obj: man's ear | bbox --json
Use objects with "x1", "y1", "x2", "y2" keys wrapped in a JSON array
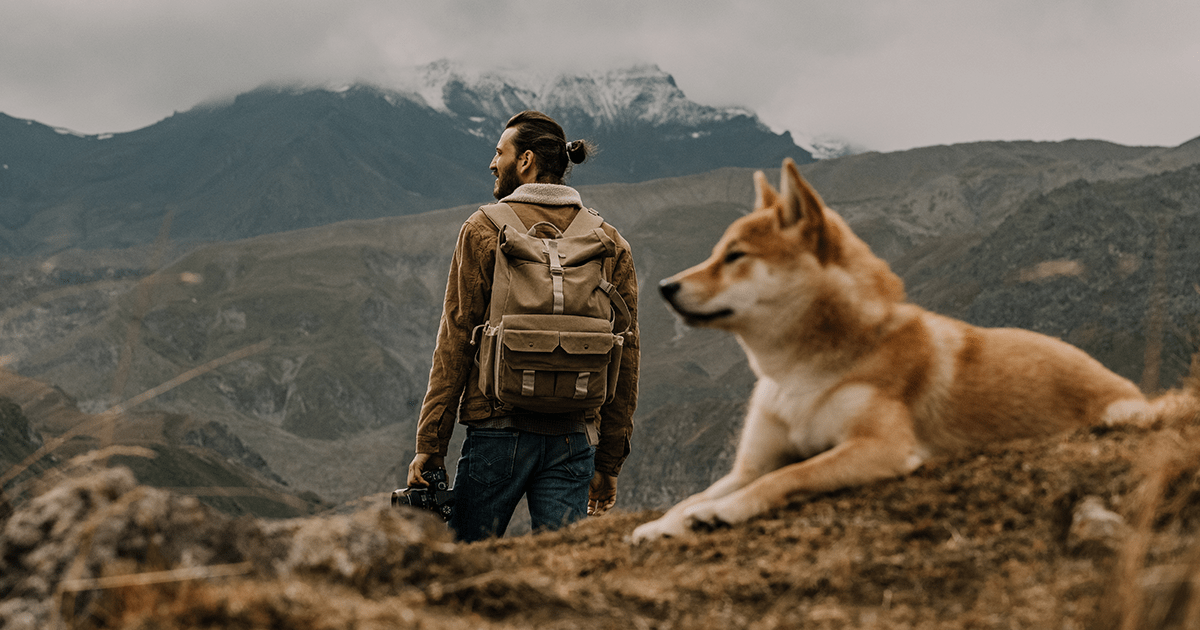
[{"x1": 517, "y1": 150, "x2": 538, "y2": 180}]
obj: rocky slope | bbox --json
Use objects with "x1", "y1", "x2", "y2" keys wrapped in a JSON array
[
  {"x1": 908, "y1": 163, "x2": 1200, "y2": 390},
  {"x1": 0, "y1": 369, "x2": 324, "y2": 519},
  {"x1": 0, "y1": 396, "x2": 47, "y2": 510}
]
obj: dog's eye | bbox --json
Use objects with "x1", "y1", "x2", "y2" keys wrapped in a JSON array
[{"x1": 723, "y1": 250, "x2": 745, "y2": 264}]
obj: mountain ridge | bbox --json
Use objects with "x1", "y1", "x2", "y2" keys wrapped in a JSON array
[{"x1": 0, "y1": 63, "x2": 811, "y2": 256}]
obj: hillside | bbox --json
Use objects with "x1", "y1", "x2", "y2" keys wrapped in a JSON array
[
  {"x1": 0, "y1": 396, "x2": 48, "y2": 508},
  {"x1": 2, "y1": 396, "x2": 1199, "y2": 629},
  {"x1": 907, "y1": 163, "x2": 1200, "y2": 390},
  {"x1": 0, "y1": 369, "x2": 324, "y2": 519},
  {"x1": 3, "y1": 137, "x2": 1200, "y2": 515}
]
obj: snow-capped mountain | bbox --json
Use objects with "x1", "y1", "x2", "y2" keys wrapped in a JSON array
[
  {"x1": 0, "y1": 62, "x2": 812, "y2": 255},
  {"x1": 398, "y1": 60, "x2": 760, "y2": 133}
]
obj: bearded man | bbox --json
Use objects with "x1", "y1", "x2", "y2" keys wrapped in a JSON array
[{"x1": 406, "y1": 110, "x2": 640, "y2": 542}]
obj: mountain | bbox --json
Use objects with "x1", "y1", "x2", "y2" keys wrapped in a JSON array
[
  {"x1": 0, "y1": 395, "x2": 47, "y2": 502},
  {"x1": 3, "y1": 136, "x2": 1199, "y2": 514},
  {"x1": 0, "y1": 63, "x2": 809, "y2": 256},
  {"x1": 410, "y1": 61, "x2": 806, "y2": 183},
  {"x1": 0, "y1": 369, "x2": 324, "y2": 517},
  {"x1": 906, "y1": 163, "x2": 1200, "y2": 391}
]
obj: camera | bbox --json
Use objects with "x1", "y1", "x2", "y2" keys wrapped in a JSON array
[{"x1": 391, "y1": 467, "x2": 454, "y2": 521}]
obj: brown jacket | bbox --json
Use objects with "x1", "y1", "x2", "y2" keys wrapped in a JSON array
[{"x1": 415, "y1": 184, "x2": 639, "y2": 477}]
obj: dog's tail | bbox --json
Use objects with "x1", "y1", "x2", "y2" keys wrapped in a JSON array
[
  {"x1": 1104, "y1": 352, "x2": 1200, "y2": 429},
  {"x1": 1147, "y1": 351, "x2": 1200, "y2": 428},
  {"x1": 1149, "y1": 389, "x2": 1200, "y2": 427}
]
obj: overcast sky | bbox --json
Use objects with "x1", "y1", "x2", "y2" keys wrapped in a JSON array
[{"x1": 1, "y1": 0, "x2": 1196, "y2": 153}]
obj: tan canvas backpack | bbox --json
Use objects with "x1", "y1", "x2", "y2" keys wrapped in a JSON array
[{"x1": 474, "y1": 203, "x2": 631, "y2": 413}]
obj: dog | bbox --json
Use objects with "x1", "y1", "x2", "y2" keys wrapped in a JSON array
[{"x1": 631, "y1": 158, "x2": 1189, "y2": 543}]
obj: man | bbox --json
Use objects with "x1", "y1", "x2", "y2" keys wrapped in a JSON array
[{"x1": 407, "y1": 110, "x2": 639, "y2": 542}]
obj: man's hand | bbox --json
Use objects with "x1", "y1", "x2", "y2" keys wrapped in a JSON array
[
  {"x1": 588, "y1": 472, "x2": 618, "y2": 516},
  {"x1": 407, "y1": 453, "x2": 445, "y2": 488}
]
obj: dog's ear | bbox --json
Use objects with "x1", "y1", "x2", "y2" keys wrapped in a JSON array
[
  {"x1": 780, "y1": 159, "x2": 841, "y2": 263},
  {"x1": 778, "y1": 158, "x2": 825, "y2": 229},
  {"x1": 753, "y1": 171, "x2": 779, "y2": 211}
]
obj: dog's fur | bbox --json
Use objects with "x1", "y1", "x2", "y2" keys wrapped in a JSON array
[{"x1": 631, "y1": 159, "x2": 1192, "y2": 542}]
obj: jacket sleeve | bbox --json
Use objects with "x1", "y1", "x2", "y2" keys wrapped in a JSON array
[
  {"x1": 415, "y1": 219, "x2": 491, "y2": 456},
  {"x1": 595, "y1": 237, "x2": 639, "y2": 477}
]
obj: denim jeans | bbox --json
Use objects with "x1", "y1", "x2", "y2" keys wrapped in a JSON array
[{"x1": 449, "y1": 428, "x2": 595, "y2": 542}]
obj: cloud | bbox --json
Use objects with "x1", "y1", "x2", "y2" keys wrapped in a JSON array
[{"x1": 1, "y1": 0, "x2": 1197, "y2": 151}]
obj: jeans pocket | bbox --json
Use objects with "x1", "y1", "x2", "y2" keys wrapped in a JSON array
[
  {"x1": 562, "y1": 432, "x2": 596, "y2": 481},
  {"x1": 467, "y1": 430, "x2": 518, "y2": 487}
]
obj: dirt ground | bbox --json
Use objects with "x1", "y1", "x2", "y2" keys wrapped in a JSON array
[{"x1": 4, "y1": 405, "x2": 1200, "y2": 629}]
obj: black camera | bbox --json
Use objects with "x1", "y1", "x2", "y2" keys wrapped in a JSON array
[{"x1": 391, "y1": 467, "x2": 454, "y2": 521}]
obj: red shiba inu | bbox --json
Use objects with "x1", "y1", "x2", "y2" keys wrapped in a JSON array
[{"x1": 632, "y1": 159, "x2": 1194, "y2": 542}]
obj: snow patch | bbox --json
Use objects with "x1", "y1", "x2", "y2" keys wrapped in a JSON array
[
  {"x1": 795, "y1": 134, "x2": 866, "y2": 160},
  {"x1": 373, "y1": 59, "x2": 764, "y2": 129}
]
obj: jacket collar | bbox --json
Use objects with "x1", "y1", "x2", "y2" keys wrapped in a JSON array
[{"x1": 500, "y1": 183, "x2": 582, "y2": 208}]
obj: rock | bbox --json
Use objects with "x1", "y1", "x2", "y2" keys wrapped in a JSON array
[
  {"x1": 0, "y1": 465, "x2": 484, "y2": 628},
  {"x1": 1067, "y1": 495, "x2": 1126, "y2": 554}
]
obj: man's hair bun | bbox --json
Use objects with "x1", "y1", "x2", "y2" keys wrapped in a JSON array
[{"x1": 565, "y1": 139, "x2": 591, "y2": 165}]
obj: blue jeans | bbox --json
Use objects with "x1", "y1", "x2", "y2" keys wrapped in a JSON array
[{"x1": 449, "y1": 428, "x2": 595, "y2": 542}]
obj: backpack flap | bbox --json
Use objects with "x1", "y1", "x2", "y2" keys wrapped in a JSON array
[
  {"x1": 561, "y1": 330, "x2": 624, "y2": 405},
  {"x1": 497, "y1": 225, "x2": 614, "y2": 266},
  {"x1": 558, "y1": 331, "x2": 614, "y2": 355},
  {"x1": 503, "y1": 329, "x2": 563, "y2": 354},
  {"x1": 496, "y1": 230, "x2": 616, "y2": 318}
]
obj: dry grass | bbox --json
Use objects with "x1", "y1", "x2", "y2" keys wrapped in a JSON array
[{"x1": 1099, "y1": 384, "x2": 1200, "y2": 630}]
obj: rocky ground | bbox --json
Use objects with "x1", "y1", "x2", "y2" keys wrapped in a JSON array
[{"x1": 4, "y1": 392, "x2": 1200, "y2": 630}]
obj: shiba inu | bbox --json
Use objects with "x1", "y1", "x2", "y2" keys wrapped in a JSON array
[{"x1": 631, "y1": 158, "x2": 1192, "y2": 542}]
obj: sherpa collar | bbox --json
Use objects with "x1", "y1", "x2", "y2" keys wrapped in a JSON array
[{"x1": 501, "y1": 183, "x2": 582, "y2": 208}]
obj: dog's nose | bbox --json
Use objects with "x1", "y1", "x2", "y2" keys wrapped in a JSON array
[{"x1": 659, "y1": 280, "x2": 681, "y2": 301}]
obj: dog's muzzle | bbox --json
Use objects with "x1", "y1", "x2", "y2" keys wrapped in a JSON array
[{"x1": 659, "y1": 279, "x2": 732, "y2": 324}]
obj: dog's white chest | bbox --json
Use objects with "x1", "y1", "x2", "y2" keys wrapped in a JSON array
[{"x1": 754, "y1": 373, "x2": 855, "y2": 459}]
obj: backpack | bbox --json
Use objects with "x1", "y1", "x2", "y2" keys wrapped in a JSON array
[{"x1": 473, "y1": 203, "x2": 631, "y2": 413}]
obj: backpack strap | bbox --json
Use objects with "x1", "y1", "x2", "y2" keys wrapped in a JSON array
[
  {"x1": 599, "y1": 278, "x2": 633, "y2": 336},
  {"x1": 479, "y1": 202, "x2": 526, "y2": 232},
  {"x1": 563, "y1": 207, "x2": 605, "y2": 237},
  {"x1": 563, "y1": 207, "x2": 631, "y2": 335},
  {"x1": 483, "y1": 203, "x2": 605, "y2": 238}
]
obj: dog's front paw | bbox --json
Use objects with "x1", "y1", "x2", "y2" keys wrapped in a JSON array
[
  {"x1": 681, "y1": 496, "x2": 756, "y2": 531},
  {"x1": 631, "y1": 515, "x2": 689, "y2": 543}
]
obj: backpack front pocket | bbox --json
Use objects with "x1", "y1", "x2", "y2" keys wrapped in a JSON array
[{"x1": 491, "y1": 315, "x2": 617, "y2": 412}]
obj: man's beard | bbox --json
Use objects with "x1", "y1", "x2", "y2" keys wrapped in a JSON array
[{"x1": 493, "y1": 163, "x2": 521, "y2": 200}]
